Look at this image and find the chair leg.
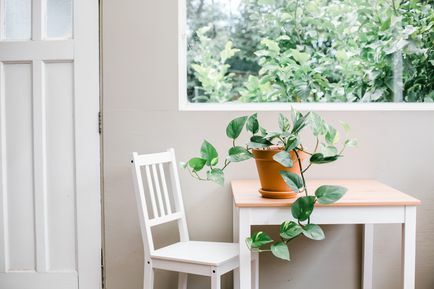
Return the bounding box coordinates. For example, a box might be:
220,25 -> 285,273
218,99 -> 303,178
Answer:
251,253 -> 259,289
178,273 -> 188,289
211,270 -> 221,289
144,262 -> 154,289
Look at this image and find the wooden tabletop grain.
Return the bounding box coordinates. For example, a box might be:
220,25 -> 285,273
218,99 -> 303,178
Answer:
232,179 -> 421,208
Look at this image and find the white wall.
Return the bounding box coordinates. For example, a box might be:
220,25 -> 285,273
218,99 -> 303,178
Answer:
101,1 -> 434,288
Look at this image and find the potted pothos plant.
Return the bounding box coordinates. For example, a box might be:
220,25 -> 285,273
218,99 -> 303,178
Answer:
182,109 -> 356,260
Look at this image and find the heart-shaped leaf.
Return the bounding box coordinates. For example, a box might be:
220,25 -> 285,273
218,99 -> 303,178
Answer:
302,224 -> 325,240
246,113 -> 259,134
291,196 -> 316,222
188,158 -> 206,171
279,171 -> 303,193
246,231 -> 273,249
291,112 -> 310,134
226,116 -> 248,139
285,136 -> 299,151
278,113 -> 290,132
325,125 -> 340,145
280,221 -> 303,240
206,169 -> 224,186
315,185 -> 347,204
320,144 -> 338,157
249,136 -> 272,148
227,146 -> 253,162
310,153 -> 339,164
309,113 -> 328,136
271,242 -> 290,261
200,140 -> 218,166
273,151 -> 293,167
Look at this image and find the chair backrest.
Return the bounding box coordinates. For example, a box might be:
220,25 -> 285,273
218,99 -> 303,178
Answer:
130,148 -> 189,256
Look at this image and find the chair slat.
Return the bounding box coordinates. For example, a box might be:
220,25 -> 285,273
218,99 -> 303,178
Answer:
145,165 -> 159,218
158,163 -> 172,214
152,164 -> 166,216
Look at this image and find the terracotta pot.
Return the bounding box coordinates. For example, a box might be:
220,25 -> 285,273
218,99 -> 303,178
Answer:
252,148 -> 306,199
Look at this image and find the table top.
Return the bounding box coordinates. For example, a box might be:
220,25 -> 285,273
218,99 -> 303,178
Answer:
232,179 -> 421,208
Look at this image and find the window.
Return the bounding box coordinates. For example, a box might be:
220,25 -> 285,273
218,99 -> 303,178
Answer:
180,0 -> 434,110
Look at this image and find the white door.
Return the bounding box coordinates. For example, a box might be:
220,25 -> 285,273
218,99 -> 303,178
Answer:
0,0 -> 101,289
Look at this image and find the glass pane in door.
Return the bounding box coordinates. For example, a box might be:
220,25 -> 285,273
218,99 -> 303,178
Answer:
47,0 -> 73,38
4,0 -> 32,40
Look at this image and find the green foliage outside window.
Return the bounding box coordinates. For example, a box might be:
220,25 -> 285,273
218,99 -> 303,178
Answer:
187,0 -> 434,103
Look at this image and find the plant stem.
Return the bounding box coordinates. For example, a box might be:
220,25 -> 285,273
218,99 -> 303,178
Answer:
222,159 -> 231,170
313,137 -> 319,152
294,150 -> 308,197
391,0 -> 398,15
302,163 -> 312,174
188,168 -> 207,181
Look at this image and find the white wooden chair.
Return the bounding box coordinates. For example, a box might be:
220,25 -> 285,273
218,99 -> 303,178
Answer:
130,148 -> 258,289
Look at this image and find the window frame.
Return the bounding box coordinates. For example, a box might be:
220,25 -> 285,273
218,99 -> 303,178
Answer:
178,0 -> 434,111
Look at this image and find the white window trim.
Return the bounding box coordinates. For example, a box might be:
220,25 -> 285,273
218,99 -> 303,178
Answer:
178,0 -> 434,112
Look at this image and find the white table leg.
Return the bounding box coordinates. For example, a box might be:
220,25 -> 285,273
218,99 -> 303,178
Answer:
362,224 -> 374,289
233,202 -> 240,289
402,206 -> 416,289
239,208 -> 251,289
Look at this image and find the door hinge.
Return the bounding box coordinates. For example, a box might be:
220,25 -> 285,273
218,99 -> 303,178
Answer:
98,111 -> 102,134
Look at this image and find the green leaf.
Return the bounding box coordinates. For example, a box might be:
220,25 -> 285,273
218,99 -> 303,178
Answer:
280,221 -> 303,240
280,171 -> 303,193
206,169 -> 224,186
340,121 -> 351,134
291,112 -> 310,135
309,113 -> 328,136
210,157 -> 219,166
345,139 -> 358,148
227,146 -> 253,162
220,41 -> 239,63
249,136 -> 272,148
380,16 -> 391,31
310,153 -> 339,164
271,242 -> 290,261
201,140 -> 219,166
291,49 -> 310,64
265,131 -> 282,140
261,38 -> 280,54
188,158 -> 206,171
315,185 -> 347,204
291,196 -> 316,222
325,126 -> 339,145
302,224 -> 325,240
278,113 -> 290,132
285,136 -> 299,151
273,151 -> 293,167
321,144 -> 338,158
246,113 -> 259,134
246,231 -> 273,249
226,116 -> 248,140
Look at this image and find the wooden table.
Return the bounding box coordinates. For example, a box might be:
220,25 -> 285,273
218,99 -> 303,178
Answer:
232,179 -> 421,289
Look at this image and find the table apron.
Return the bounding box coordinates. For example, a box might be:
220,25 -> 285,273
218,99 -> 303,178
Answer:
246,206 -> 406,225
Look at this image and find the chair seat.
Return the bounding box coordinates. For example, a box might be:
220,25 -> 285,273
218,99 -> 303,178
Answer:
152,241 -> 239,266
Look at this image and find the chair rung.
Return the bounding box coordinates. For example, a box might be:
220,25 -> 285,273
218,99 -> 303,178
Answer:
149,212 -> 183,227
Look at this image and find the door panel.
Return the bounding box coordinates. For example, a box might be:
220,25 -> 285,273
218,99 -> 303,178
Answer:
45,62 -> 76,271
0,0 -> 100,288
4,63 -> 36,271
